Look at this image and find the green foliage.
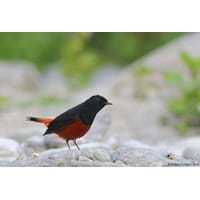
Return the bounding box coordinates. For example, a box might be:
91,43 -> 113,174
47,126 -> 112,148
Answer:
163,70 -> 183,86
61,33 -> 102,85
0,33 -> 66,69
164,52 -> 200,133
134,65 -> 152,77
133,65 -> 154,99
176,121 -> 189,134
181,51 -> 200,77
0,96 -> 9,107
0,33 -> 184,83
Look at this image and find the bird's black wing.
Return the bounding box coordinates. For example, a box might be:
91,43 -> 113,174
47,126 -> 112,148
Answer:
43,105 -> 82,135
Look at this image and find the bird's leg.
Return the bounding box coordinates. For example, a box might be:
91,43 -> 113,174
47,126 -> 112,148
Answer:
73,140 -> 80,150
66,140 -> 71,150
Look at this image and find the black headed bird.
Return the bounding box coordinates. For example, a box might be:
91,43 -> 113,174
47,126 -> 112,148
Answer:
27,95 -> 112,150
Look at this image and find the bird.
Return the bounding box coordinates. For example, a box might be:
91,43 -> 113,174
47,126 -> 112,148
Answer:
27,95 -> 112,150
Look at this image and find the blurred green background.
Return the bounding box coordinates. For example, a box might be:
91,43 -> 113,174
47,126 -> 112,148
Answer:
5,32 -> 200,135
0,32 -> 184,83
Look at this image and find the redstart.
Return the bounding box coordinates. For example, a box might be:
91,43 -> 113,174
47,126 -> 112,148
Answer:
27,95 -> 112,150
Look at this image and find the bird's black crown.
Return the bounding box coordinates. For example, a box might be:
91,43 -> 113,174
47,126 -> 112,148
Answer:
87,95 -> 111,106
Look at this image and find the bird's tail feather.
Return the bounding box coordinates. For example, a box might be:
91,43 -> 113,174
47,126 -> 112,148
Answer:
26,117 -> 53,126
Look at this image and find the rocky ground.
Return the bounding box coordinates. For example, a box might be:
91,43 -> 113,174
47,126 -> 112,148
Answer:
1,33 -> 200,166
0,137 -> 199,167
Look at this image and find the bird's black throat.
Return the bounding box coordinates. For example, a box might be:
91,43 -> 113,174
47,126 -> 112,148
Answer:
79,104 -> 105,125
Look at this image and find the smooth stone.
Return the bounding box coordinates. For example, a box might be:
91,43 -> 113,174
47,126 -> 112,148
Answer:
43,135 -> 65,149
123,140 -> 152,149
0,138 -> 22,161
23,136 -> 44,149
168,137 -> 200,156
183,147 -> 200,162
111,146 -> 195,167
21,136 -> 46,158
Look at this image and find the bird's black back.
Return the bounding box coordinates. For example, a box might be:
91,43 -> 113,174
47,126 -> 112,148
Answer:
43,103 -> 83,135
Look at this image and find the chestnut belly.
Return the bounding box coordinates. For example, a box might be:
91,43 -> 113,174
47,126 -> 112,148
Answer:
55,120 -> 91,140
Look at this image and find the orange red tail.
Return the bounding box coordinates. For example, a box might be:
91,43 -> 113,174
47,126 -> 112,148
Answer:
27,117 -> 53,126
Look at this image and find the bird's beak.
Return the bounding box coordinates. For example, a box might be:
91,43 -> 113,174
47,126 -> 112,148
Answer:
105,102 -> 112,105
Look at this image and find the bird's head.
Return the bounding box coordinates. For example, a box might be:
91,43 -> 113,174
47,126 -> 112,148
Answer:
87,95 -> 112,107
80,95 -> 112,124
83,95 -> 112,111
